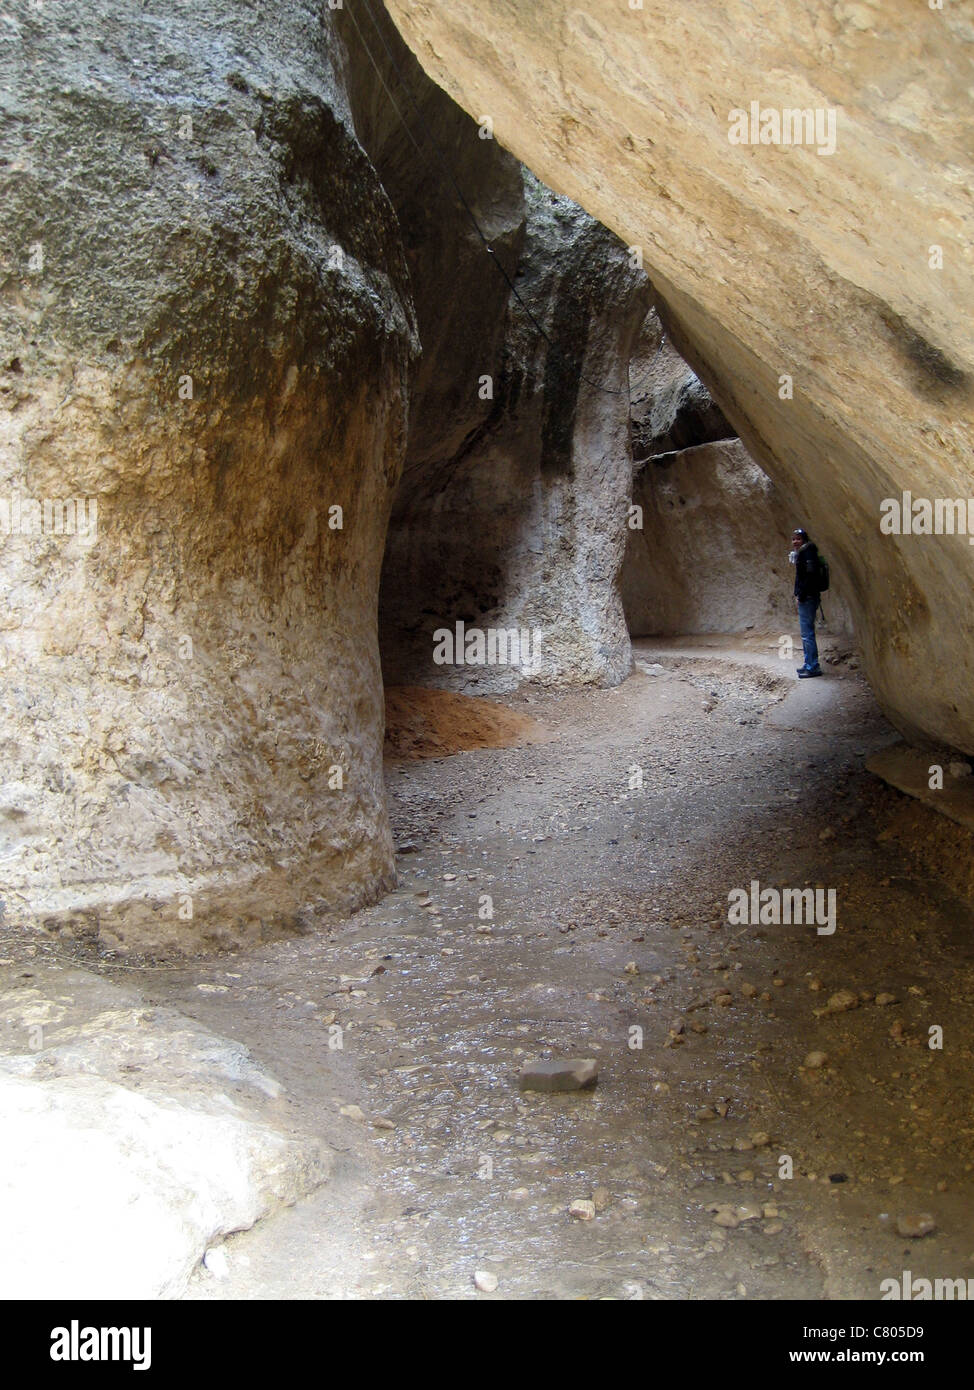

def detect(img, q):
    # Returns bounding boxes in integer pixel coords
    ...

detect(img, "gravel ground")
[7,637,974,1300]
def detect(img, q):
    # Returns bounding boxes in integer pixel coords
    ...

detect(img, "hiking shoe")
[798,667,823,679]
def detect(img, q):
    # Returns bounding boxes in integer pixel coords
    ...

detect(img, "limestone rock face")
[344,7,650,693]
[629,312,732,465]
[0,962,325,1298]
[379,171,650,692]
[385,0,974,751]
[623,439,824,638]
[623,319,853,637]
[0,2,417,950]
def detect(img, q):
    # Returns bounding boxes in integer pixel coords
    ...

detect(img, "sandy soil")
[9,637,974,1300]
[383,685,545,760]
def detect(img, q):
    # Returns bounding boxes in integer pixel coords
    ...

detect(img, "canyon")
[0,0,971,1306]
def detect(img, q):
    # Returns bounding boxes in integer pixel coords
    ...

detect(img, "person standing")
[790,527,823,678]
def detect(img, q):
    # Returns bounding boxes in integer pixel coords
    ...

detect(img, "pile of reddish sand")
[383,686,543,760]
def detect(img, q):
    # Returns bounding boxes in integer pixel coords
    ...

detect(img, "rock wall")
[342,6,650,693]
[378,170,650,693]
[0,1,416,952]
[385,0,974,753]
[623,440,814,638]
[623,316,853,637]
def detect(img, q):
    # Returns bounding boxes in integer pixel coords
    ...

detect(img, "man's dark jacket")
[794,542,822,604]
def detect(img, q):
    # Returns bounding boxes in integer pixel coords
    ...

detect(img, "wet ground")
[13,637,974,1299]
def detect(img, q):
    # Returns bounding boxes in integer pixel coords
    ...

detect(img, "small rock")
[695,1107,718,1122]
[569,1199,596,1221]
[949,761,972,778]
[803,1051,828,1069]
[714,1210,739,1228]
[339,1104,365,1122]
[740,982,758,998]
[875,992,898,1006]
[592,1186,611,1212]
[372,1117,396,1131]
[473,1270,498,1292]
[203,1246,229,1279]
[895,1213,936,1239]
[519,1059,598,1093]
[624,961,639,975]
[827,989,859,1013]
[763,1221,784,1235]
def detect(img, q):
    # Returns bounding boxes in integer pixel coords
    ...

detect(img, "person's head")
[792,527,809,548]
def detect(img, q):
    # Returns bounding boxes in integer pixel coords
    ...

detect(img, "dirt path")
[107,640,974,1298]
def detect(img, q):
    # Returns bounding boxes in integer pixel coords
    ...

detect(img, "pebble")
[875,992,898,1006]
[203,1246,229,1278]
[519,1058,598,1092]
[826,989,858,1013]
[339,1104,366,1122]
[714,1210,739,1228]
[474,1270,498,1292]
[592,1186,611,1212]
[569,1199,596,1221]
[624,961,639,975]
[895,1213,937,1239]
[803,1050,828,1069]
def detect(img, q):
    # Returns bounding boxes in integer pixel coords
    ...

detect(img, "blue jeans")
[798,598,820,671]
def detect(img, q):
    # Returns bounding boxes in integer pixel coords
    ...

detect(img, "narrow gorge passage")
[87,645,969,1301]
[3,0,972,1327]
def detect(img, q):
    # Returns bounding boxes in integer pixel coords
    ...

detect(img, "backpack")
[816,552,830,593]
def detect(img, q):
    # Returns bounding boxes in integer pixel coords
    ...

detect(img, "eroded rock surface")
[623,317,853,637]
[0,1,416,951]
[380,171,650,692]
[0,962,325,1298]
[386,0,974,751]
